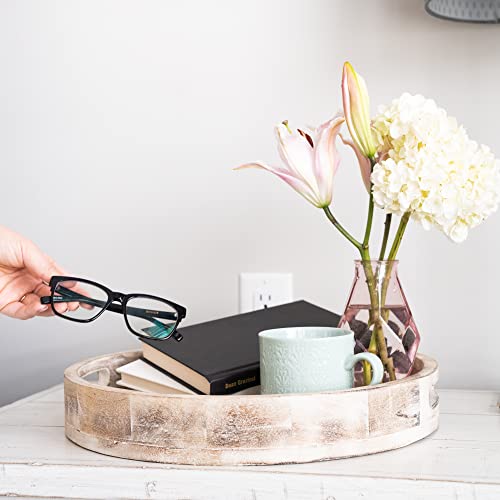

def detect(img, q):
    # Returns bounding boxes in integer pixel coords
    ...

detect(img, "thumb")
[21,239,65,283]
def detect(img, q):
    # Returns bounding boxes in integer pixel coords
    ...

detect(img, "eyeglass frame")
[40,276,186,341]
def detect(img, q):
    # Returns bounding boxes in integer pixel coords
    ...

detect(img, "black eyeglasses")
[41,276,186,341]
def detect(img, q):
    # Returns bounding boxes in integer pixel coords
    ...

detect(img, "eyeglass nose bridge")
[110,292,125,303]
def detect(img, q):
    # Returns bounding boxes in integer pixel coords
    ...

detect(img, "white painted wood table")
[0,386,499,500]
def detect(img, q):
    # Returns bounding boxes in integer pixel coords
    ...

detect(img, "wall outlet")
[239,273,293,313]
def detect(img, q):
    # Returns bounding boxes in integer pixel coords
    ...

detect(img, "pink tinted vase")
[338,260,420,384]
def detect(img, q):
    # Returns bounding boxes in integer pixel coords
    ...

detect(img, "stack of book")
[117,300,340,396]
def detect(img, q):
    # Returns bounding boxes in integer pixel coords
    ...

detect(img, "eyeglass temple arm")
[41,289,178,321]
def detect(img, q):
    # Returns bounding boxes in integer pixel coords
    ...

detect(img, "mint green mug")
[259,326,383,394]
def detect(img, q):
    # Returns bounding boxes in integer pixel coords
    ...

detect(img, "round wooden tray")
[64,350,439,466]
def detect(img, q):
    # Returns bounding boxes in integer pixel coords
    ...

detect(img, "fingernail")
[38,305,49,312]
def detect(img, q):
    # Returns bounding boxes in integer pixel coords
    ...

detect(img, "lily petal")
[275,124,317,192]
[340,134,372,192]
[235,162,321,207]
[314,116,344,206]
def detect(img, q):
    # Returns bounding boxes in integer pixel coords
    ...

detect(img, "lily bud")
[342,62,377,159]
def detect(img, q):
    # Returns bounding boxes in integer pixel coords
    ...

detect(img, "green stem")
[388,211,411,261]
[361,158,377,253]
[362,191,374,251]
[323,207,363,251]
[360,246,371,261]
[378,213,392,260]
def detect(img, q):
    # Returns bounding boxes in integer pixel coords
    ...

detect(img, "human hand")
[0,226,66,319]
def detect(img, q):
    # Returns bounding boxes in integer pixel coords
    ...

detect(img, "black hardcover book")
[141,300,341,395]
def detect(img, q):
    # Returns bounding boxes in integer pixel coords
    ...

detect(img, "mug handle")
[345,352,384,386]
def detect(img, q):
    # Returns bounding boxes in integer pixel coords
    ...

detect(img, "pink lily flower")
[342,62,377,160]
[236,117,344,208]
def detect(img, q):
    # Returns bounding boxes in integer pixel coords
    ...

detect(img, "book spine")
[210,365,260,395]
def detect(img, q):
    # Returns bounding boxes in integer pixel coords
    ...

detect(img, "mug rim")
[258,326,352,342]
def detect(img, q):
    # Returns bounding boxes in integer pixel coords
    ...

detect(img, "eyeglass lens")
[53,280,108,321]
[125,296,178,339]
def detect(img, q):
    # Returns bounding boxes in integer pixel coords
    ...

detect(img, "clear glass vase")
[338,260,420,385]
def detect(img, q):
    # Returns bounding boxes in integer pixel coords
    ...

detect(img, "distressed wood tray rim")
[65,350,436,398]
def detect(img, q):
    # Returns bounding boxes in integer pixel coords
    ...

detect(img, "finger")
[36,299,70,317]
[32,283,81,312]
[73,282,98,310]
[38,308,55,317]
[66,300,81,312]
[60,281,87,310]
[33,283,51,298]
[1,294,49,320]
[21,239,66,283]
[0,273,41,311]
[37,302,76,316]
[53,302,69,314]
[53,280,94,310]
[32,284,55,316]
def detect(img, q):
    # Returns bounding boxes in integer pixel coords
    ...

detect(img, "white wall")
[1,0,499,406]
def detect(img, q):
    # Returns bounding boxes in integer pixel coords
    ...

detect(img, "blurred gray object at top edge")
[426,0,500,23]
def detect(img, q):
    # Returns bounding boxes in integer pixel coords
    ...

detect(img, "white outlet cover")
[239,273,293,313]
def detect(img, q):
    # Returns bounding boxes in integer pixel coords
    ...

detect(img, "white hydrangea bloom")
[371,93,500,242]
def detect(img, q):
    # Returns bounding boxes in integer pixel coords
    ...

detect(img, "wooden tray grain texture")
[64,351,439,466]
